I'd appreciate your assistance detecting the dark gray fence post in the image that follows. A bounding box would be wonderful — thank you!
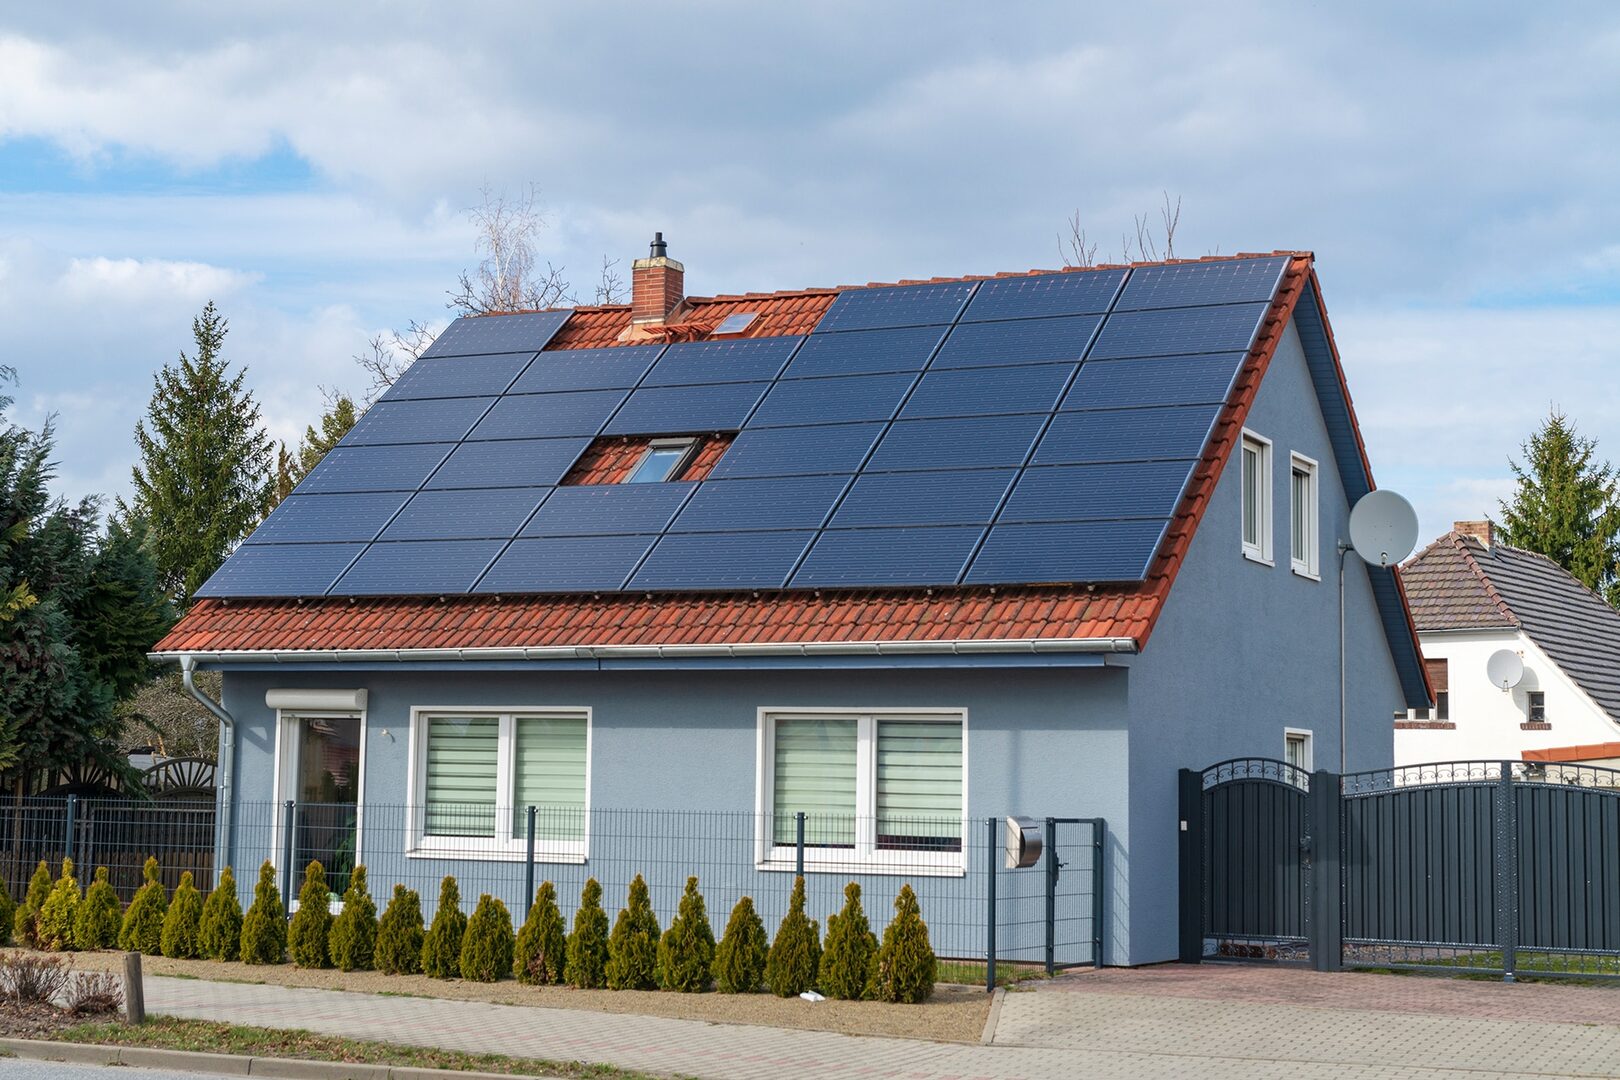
[64,794,78,867]
[985,815,998,992]
[1496,763,1519,982]
[1177,768,1203,963]
[794,812,805,879]
[280,800,295,912]
[1308,769,1343,971]
[523,806,537,916]
[1092,818,1106,968]
[1044,817,1057,975]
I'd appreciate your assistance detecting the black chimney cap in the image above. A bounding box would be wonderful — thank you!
[649,232,667,259]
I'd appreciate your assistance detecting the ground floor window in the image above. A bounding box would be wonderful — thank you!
[1284,728,1313,773]
[759,709,966,874]
[411,707,589,861]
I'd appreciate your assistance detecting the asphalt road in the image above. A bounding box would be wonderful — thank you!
[0,1063,239,1080]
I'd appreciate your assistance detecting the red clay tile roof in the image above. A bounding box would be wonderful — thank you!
[155,253,1337,657]
[563,434,733,486]
[1403,533,1518,630]
[1523,741,1620,763]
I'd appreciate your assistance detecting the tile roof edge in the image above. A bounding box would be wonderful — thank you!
[1422,532,1521,627]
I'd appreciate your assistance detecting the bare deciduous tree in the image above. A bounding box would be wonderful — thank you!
[1062,191,1185,267]
[350,321,437,404]
[594,255,626,305]
[447,182,572,315]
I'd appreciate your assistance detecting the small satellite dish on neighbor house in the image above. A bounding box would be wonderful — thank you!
[1486,649,1524,691]
[1347,490,1420,567]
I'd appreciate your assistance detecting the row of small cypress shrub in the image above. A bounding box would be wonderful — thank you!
[2,859,935,1002]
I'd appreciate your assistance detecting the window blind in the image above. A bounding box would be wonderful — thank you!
[1242,444,1261,546]
[1291,466,1309,555]
[424,714,499,836]
[773,716,857,846]
[877,719,963,847]
[512,714,588,841]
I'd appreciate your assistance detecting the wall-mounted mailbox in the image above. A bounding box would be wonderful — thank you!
[1005,815,1042,868]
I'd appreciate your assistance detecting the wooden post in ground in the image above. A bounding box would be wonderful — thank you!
[122,951,145,1025]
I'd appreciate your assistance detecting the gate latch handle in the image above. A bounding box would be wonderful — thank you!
[1299,834,1312,855]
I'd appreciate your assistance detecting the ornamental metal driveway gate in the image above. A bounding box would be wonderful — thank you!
[1181,758,1620,980]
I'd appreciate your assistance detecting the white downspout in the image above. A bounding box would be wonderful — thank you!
[181,655,236,874]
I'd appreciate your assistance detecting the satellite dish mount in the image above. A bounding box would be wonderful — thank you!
[1486,649,1524,693]
[1339,490,1421,771]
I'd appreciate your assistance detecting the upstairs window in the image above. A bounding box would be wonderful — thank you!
[1240,431,1272,563]
[625,438,696,484]
[1290,454,1319,578]
[1528,691,1547,723]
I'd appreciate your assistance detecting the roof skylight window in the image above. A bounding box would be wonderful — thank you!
[711,312,758,336]
[625,438,696,484]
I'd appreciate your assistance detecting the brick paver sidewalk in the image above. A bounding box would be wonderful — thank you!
[144,971,1620,1080]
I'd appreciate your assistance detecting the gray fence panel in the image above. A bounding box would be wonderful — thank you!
[1200,761,1308,950]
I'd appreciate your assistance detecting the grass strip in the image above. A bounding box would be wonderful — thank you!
[52,1016,692,1080]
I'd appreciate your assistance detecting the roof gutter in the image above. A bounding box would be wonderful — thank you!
[180,656,236,870]
[151,636,1139,666]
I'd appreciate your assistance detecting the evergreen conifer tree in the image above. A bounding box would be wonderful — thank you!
[75,867,123,950]
[819,882,878,1000]
[459,894,514,983]
[764,876,821,997]
[657,876,715,992]
[38,857,81,951]
[329,865,378,972]
[606,874,660,991]
[421,876,467,978]
[563,878,609,989]
[713,896,769,994]
[871,884,936,1003]
[1499,409,1620,605]
[118,857,168,955]
[288,861,333,968]
[13,860,52,948]
[514,881,568,985]
[375,885,424,975]
[0,880,15,946]
[198,866,242,960]
[239,860,287,964]
[160,870,204,958]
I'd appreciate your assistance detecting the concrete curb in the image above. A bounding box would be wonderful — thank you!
[0,1039,565,1080]
[979,986,1007,1045]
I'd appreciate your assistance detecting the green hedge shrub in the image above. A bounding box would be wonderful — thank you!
[38,858,81,951]
[329,865,377,972]
[239,860,287,965]
[819,882,877,1000]
[198,866,242,961]
[658,876,714,993]
[563,878,609,989]
[14,860,53,948]
[421,876,466,979]
[514,881,567,985]
[288,861,333,968]
[76,867,122,951]
[160,871,204,958]
[460,894,514,983]
[713,896,768,993]
[764,876,821,997]
[606,874,660,991]
[871,884,935,1003]
[118,857,168,956]
[0,879,15,946]
[375,885,424,975]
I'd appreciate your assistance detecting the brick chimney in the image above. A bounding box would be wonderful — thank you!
[631,232,684,326]
[1454,520,1494,549]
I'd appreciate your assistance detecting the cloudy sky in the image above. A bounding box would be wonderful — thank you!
[1,2,1616,540]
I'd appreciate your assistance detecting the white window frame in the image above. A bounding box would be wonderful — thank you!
[1240,430,1273,565]
[1284,728,1314,774]
[625,438,696,484]
[1289,452,1320,579]
[271,708,368,913]
[754,707,968,877]
[405,706,591,864]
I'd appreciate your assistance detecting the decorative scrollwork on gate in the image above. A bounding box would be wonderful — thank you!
[1200,757,1310,792]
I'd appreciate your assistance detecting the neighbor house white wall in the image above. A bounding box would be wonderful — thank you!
[1396,628,1620,765]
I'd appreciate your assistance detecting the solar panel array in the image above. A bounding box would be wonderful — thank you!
[199,258,1288,598]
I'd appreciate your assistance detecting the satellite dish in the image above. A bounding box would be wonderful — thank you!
[1348,490,1419,567]
[1486,649,1524,691]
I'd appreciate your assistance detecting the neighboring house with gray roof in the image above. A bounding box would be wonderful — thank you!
[1397,519,1620,767]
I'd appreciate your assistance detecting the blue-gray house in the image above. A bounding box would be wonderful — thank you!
[153,243,1429,967]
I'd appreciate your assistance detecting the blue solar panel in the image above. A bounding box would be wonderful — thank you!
[791,526,985,588]
[749,373,915,427]
[602,382,769,436]
[960,270,1127,322]
[998,462,1196,522]
[814,281,976,332]
[1114,257,1287,312]
[831,469,1016,528]
[424,438,589,489]
[1088,303,1269,360]
[475,534,657,593]
[901,364,1074,419]
[1063,353,1244,410]
[467,390,629,439]
[342,397,494,446]
[866,415,1046,472]
[1032,406,1220,465]
[931,315,1101,369]
[782,325,948,378]
[964,520,1168,583]
[246,492,410,544]
[297,444,453,494]
[641,337,801,387]
[380,354,535,401]
[194,543,365,598]
[509,346,664,393]
[329,540,506,596]
[522,483,695,537]
[380,489,551,541]
[669,476,851,532]
[628,530,814,591]
[420,311,571,359]
[707,423,886,479]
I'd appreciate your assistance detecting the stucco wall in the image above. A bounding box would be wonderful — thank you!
[1397,629,1620,765]
[1122,319,1408,963]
